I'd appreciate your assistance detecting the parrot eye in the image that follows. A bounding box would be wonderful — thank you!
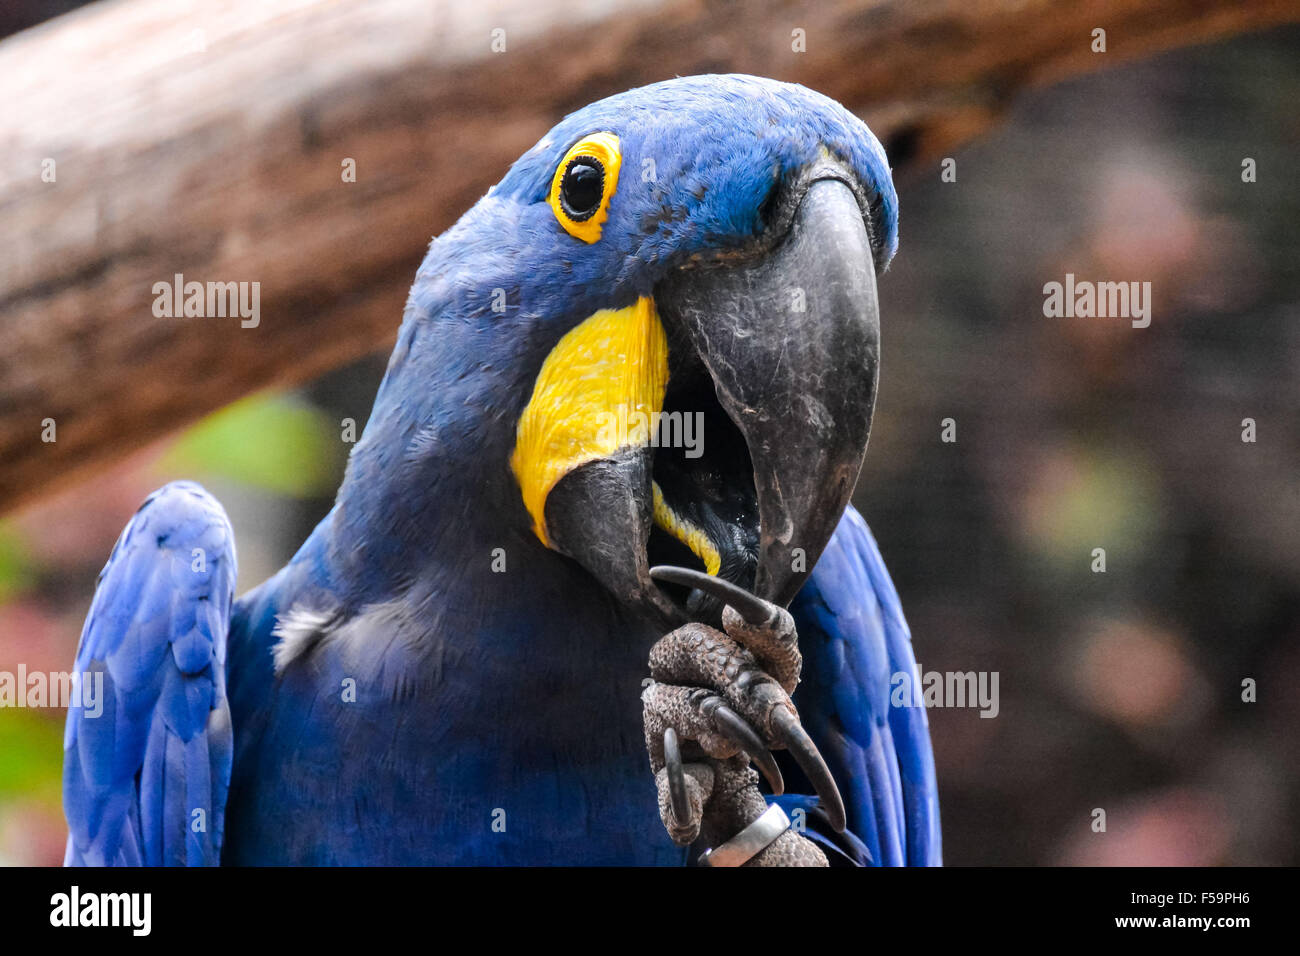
[560,159,604,221]
[549,132,622,243]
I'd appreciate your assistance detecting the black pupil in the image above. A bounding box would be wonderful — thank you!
[561,160,603,220]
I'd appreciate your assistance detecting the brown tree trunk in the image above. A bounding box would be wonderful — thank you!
[1,0,1294,512]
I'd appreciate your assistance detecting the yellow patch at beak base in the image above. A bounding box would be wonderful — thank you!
[511,296,668,546]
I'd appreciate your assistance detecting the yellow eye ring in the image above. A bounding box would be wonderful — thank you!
[548,132,622,244]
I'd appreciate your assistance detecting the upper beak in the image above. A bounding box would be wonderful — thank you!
[655,168,881,606]
[545,162,881,618]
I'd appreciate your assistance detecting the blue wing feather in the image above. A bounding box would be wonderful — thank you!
[62,481,236,866]
[789,504,941,865]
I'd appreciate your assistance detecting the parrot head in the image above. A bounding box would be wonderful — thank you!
[351,74,895,627]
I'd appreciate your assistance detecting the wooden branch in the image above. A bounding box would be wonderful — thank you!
[1,0,1295,512]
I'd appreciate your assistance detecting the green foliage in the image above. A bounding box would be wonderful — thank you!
[0,710,62,804]
[160,393,340,497]
[0,525,35,603]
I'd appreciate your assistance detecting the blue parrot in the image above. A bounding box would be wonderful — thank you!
[62,74,940,866]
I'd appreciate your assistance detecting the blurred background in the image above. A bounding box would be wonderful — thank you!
[0,4,1296,865]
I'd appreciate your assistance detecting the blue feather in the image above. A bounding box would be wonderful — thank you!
[791,506,942,865]
[62,481,235,866]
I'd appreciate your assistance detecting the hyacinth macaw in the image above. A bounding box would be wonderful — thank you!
[62,74,940,866]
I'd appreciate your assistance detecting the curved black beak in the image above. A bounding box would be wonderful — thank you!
[655,171,881,607]
[543,163,881,620]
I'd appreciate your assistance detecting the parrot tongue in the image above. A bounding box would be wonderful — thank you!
[652,171,881,610]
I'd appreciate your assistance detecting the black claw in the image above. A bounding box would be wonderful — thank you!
[711,703,785,796]
[772,707,846,832]
[649,565,776,625]
[663,728,690,826]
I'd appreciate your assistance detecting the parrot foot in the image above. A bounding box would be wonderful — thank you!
[651,753,827,866]
[641,566,843,866]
